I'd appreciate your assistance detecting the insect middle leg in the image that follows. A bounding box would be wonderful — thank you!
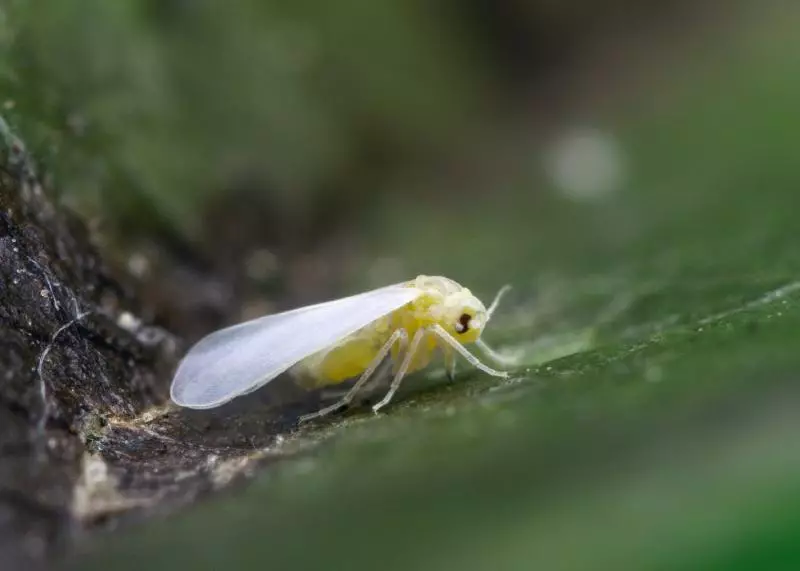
[444,347,457,382]
[298,328,409,423]
[372,328,426,413]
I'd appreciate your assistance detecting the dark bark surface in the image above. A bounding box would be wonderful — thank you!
[0,114,162,566]
[0,117,312,569]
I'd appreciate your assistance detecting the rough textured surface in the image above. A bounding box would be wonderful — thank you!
[0,117,312,568]
[0,115,171,566]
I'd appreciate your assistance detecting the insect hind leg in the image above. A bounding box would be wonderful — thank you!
[299,328,408,423]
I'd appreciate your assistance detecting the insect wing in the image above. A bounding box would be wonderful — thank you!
[170,284,420,409]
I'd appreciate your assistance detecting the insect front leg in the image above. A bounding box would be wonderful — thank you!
[429,324,509,379]
[475,338,519,367]
[372,328,426,413]
[299,328,409,423]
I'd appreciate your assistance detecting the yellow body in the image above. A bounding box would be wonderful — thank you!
[293,275,486,388]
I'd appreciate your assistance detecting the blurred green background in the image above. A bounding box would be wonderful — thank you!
[3,0,800,569]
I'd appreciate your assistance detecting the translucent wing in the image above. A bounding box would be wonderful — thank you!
[170,284,421,409]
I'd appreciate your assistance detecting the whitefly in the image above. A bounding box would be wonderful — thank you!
[170,275,515,421]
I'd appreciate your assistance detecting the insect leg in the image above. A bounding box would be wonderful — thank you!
[444,348,457,382]
[299,328,409,423]
[372,328,426,413]
[475,338,519,367]
[486,284,512,320]
[429,324,509,378]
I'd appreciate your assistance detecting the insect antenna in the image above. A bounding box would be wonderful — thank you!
[487,285,512,320]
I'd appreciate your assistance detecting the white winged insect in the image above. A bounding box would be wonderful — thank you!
[170,275,515,421]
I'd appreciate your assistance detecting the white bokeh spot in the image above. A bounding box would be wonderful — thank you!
[545,128,627,201]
